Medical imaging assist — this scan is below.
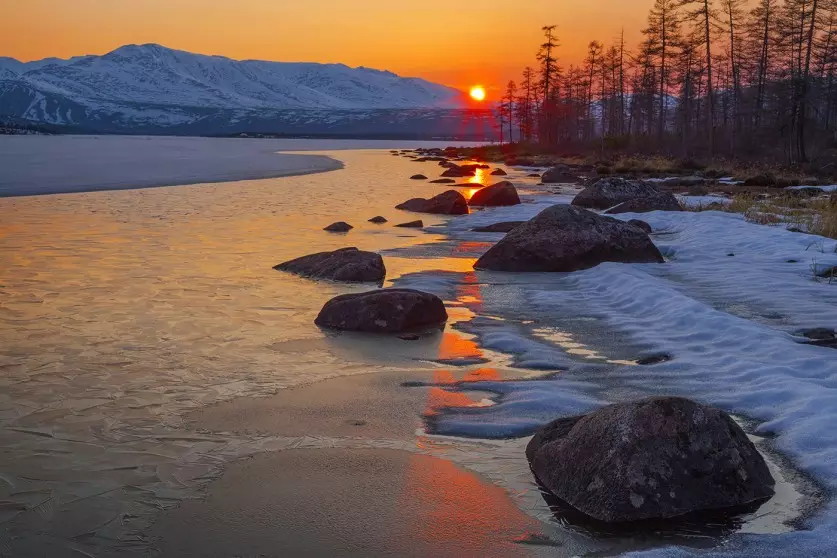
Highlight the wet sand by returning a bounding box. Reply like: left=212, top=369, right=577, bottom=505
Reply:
left=150, top=448, right=544, bottom=558
left=187, top=372, right=429, bottom=440
left=151, top=372, right=550, bottom=557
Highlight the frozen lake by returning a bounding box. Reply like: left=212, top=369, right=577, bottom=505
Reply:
left=0, top=135, right=482, bottom=196
left=0, top=137, right=835, bottom=556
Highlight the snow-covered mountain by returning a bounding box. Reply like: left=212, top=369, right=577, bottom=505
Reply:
left=0, top=44, right=494, bottom=138
left=0, top=44, right=463, bottom=113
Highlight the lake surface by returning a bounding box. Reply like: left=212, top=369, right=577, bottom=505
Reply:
left=0, top=138, right=824, bottom=556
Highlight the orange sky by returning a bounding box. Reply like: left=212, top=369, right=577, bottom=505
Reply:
left=0, top=0, right=648, bottom=95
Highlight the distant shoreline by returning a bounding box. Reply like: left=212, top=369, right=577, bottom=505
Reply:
left=0, top=135, right=482, bottom=198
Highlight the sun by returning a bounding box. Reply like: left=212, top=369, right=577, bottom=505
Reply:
left=469, top=86, right=486, bottom=102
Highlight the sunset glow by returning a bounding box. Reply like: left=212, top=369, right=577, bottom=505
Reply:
left=469, top=86, right=486, bottom=102
left=0, top=1, right=647, bottom=92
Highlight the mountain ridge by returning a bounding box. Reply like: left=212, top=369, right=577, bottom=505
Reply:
left=0, top=44, right=496, bottom=139
left=0, top=43, right=464, bottom=111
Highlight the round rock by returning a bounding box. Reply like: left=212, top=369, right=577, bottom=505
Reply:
left=315, top=288, right=448, bottom=333
left=274, top=247, right=385, bottom=283
left=396, top=190, right=468, bottom=215
left=526, top=397, right=775, bottom=523
left=474, top=205, right=664, bottom=272
left=572, top=178, right=670, bottom=210
left=469, top=181, right=521, bottom=207
left=323, top=222, right=353, bottom=233
left=541, top=165, right=580, bottom=184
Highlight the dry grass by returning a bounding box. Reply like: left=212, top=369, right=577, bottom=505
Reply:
left=717, top=192, right=837, bottom=239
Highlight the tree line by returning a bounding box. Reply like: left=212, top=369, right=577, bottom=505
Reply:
left=495, top=0, right=837, bottom=165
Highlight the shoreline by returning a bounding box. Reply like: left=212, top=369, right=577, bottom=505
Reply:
left=0, top=135, right=481, bottom=198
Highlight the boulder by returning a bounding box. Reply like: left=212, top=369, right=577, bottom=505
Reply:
left=627, top=219, right=653, bottom=234
left=526, top=397, right=775, bottom=523
left=324, top=221, right=353, bottom=233
left=604, top=195, right=683, bottom=214
left=572, top=178, right=673, bottom=210
left=542, top=165, right=581, bottom=184
left=441, top=165, right=477, bottom=178
left=474, top=205, right=664, bottom=272
left=410, top=174, right=428, bottom=180
left=396, top=190, right=469, bottom=215
left=468, top=181, right=521, bottom=207
left=274, top=248, right=385, bottom=283
left=491, top=169, right=508, bottom=176
left=315, top=288, right=448, bottom=333
left=430, top=178, right=456, bottom=184
left=472, top=221, right=525, bottom=233
left=368, top=216, right=388, bottom=224
left=395, top=220, right=424, bottom=228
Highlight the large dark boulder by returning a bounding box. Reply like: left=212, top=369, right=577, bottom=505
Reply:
left=468, top=181, right=521, bottom=207
left=315, top=288, right=448, bottom=333
left=396, top=190, right=468, bottom=215
left=541, top=165, right=581, bottom=184
left=526, top=397, right=775, bottom=523
left=572, top=178, right=669, bottom=210
left=474, top=205, right=664, bottom=272
left=472, top=221, right=525, bottom=233
left=604, top=194, right=683, bottom=214
left=274, top=248, right=385, bottom=283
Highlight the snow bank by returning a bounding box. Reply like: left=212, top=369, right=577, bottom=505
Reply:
left=406, top=200, right=837, bottom=554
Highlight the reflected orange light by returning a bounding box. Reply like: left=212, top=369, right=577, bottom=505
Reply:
left=438, top=332, right=483, bottom=361
left=398, top=453, right=541, bottom=555
left=423, top=387, right=482, bottom=417
left=469, top=168, right=486, bottom=185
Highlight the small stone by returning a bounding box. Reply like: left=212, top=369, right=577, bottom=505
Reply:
left=324, top=222, right=353, bottom=233
left=395, top=220, right=423, bottom=228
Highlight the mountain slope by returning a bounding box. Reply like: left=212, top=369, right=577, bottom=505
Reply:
left=7, top=44, right=463, bottom=111
left=0, top=44, right=494, bottom=138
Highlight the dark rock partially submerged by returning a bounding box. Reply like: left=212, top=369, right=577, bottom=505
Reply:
left=368, top=216, right=388, bottom=224
left=315, top=288, right=448, bottom=333
left=527, top=397, right=775, bottom=523
left=274, top=248, right=385, bottom=283
left=395, top=220, right=424, bottom=228
left=573, top=178, right=670, bottom=210
left=472, top=221, right=526, bottom=233
left=396, top=190, right=468, bottom=215
left=410, top=174, right=428, bottom=180
left=468, top=181, right=521, bottom=207
left=474, top=205, right=664, bottom=272
left=491, top=168, right=508, bottom=176
left=324, top=222, right=353, bottom=233
left=430, top=178, right=457, bottom=184
left=441, top=165, right=477, bottom=178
